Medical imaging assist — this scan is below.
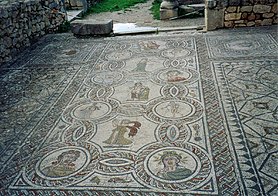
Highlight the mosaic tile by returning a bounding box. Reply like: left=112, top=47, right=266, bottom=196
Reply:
left=0, top=26, right=277, bottom=195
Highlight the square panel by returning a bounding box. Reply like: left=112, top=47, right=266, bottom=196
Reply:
left=206, top=34, right=278, bottom=58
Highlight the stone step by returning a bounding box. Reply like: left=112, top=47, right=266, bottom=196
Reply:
left=71, top=20, right=113, bottom=36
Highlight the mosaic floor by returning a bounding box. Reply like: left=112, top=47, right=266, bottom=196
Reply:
left=0, top=26, right=277, bottom=195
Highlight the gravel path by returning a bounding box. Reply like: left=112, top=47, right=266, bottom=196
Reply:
left=84, top=0, right=204, bottom=28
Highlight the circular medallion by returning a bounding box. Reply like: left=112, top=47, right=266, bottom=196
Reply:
left=85, top=71, right=125, bottom=87
left=161, top=48, right=194, bottom=58
left=135, top=143, right=212, bottom=191
left=145, top=98, right=203, bottom=123
left=72, top=102, right=110, bottom=120
left=146, top=148, right=199, bottom=182
left=37, top=147, right=90, bottom=180
left=152, top=68, right=199, bottom=85
left=63, top=99, right=119, bottom=124
left=154, top=100, right=194, bottom=119
left=105, top=51, right=132, bottom=61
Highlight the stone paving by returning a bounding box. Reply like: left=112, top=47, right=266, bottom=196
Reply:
left=0, top=26, right=277, bottom=195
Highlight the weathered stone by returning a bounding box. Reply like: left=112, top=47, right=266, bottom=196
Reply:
left=224, top=21, right=234, bottom=27
left=271, top=3, right=277, bottom=13
left=160, top=8, right=178, bottom=20
left=256, top=14, right=261, bottom=20
left=71, top=20, right=113, bottom=35
left=160, top=0, right=179, bottom=9
left=255, top=20, right=262, bottom=26
left=240, top=6, right=253, bottom=12
left=206, top=8, right=224, bottom=30
left=242, top=13, right=248, bottom=19
left=253, top=5, right=271, bottom=13
left=248, top=13, right=256, bottom=21
left=263, top=13, right=274, bottom=18
left=225, top=13, right=241, bottom=21
left=247, top=21, right=255, bottom=26
left=235, top=20, right=245, bottom=24
left=261, top=19, right=273, bottom=26
left=226, top=6, right=237, bottom=13
left=235, top=23, right=246, bottom=27
left=273, top=17, right=278, bottom=24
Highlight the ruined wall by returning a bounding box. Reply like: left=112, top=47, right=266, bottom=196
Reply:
left=0, top=0, right=66, bottom=64
left=224, top=3, right=277, bottom=27
left=206, top=0, right=277, bottom=30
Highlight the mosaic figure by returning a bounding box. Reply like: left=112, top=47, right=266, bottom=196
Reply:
left=166, top=70, right=187, bottom=82
left=103, top=119, right=141, bottom=146
left=132, top=58, right=148, bottom=72
left=77, top=103, right=101, bottom=118
left=165, top=101, right=180, bottom=117
left=130, top=82, right=150, bottom=101
left=139, top=41, right=160, bottom=50
left=42, top=150, right=81, bottom=177
left=157, top=151, right=192, bottom=180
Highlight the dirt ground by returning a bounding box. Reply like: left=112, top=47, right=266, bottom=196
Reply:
left=84, top=0, right=205, bottom=28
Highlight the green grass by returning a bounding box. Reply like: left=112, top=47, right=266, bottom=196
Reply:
left=150, top=0, right=161, bottom=20
left=88, top=0, right=148, bottom=13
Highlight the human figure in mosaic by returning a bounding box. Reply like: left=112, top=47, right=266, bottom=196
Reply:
left=132, top=58, right=148, bottom=72
left=130, top=82, right=150, bottom=101
left=157, top=151, right=192, bottom=180
left=42, top=150, right=81, bottom=177
left=103, top=119, right=141, bottom=146
left=166, top=70, right=187, bottom=82
left=166, top=101, right=180, bottom=117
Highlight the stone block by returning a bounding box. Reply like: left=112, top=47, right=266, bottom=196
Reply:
left=263, top=13, right=274, bottom=18
left=256, top=14, right=261, bottom=20
left=160, top=0, right=179, bottom=9
left=255, top=20, right=262, bottom=26
left=71, top=20, right=113, bottom=35
left=206, top=8, right=224, bottom=30
left=235, top=20, right=245, bottom=24
left=226, top=6, right=237, bottom=13
left=248, top=13, right=255, bottom=20
left=253, top=5, right=271, bottom=13
left=271, top=3, right=277, bottom=13
left=240, top=6, right=253, bottom=12
left=235, top=23, right=246, bottom=27
left=160, top=8, right=178, bottom=20
left=242, top=12, right=248, bottom=19
left=224, top=21, right=234, bottom=27
left=247, top=21, right=255, bottom=26
left=261, top=19, right=273, bottom=26
left=225, top=13, right=241, bottom=20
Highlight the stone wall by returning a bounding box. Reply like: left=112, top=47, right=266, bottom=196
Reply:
left=224, top=3, right=277, bottom=27
left=0, top=0, right=66, bottom=64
